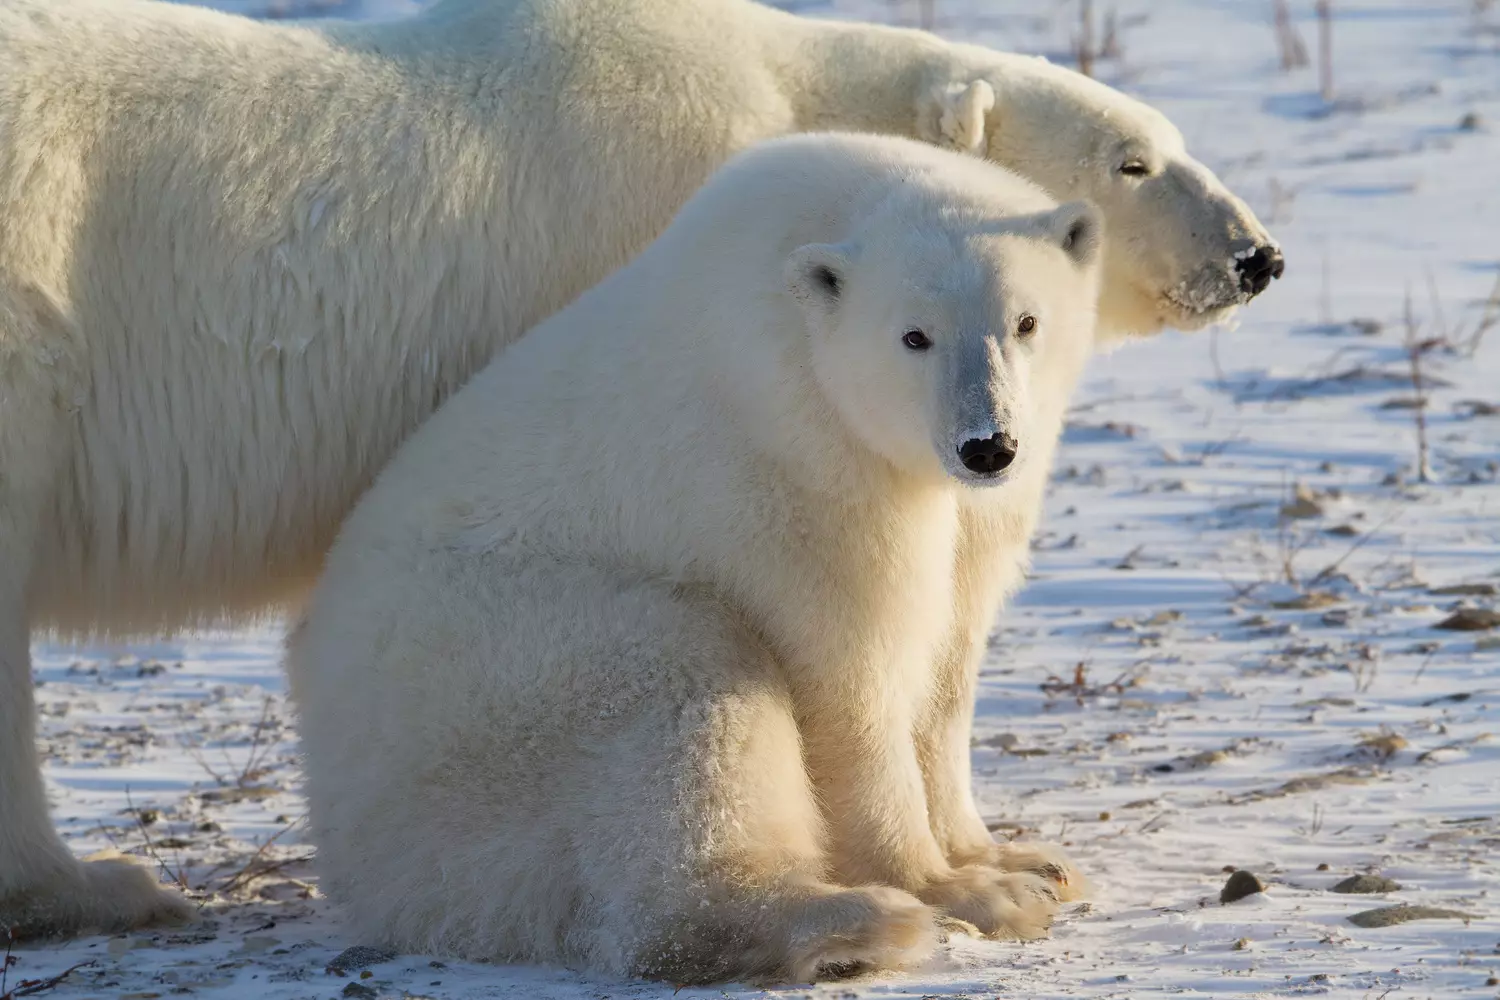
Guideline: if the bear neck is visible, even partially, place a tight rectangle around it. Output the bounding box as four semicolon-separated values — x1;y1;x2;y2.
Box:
758;8;960;138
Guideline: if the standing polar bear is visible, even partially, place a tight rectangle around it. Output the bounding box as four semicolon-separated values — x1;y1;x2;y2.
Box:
0;0;1282;937
286;133;1105;983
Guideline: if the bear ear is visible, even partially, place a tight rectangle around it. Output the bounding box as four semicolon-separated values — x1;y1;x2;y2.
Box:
929;79;997;156
785;243;851;312
1048;200;1103;269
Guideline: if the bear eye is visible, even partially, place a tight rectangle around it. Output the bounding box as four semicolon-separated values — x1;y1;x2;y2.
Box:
901;329;932;351
1017;314;1038;337
1118;159;1150;177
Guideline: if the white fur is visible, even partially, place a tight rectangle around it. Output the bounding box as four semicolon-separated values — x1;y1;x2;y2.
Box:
284;133;1103;983
0;0;1272;934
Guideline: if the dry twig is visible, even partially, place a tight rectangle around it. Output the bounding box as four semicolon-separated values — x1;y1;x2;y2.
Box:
124;786;190;891
1316;0;1334;100
1273;0;1309;70
0;960;96;1000
1076;0;1096;77
1403;288;1434;483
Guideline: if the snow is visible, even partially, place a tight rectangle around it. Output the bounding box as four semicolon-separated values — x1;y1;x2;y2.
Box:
11;1;1500;998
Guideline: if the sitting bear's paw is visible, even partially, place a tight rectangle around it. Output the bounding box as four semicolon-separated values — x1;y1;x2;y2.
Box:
917;866;1059;941
782;885;937;983
987;841;1090;902
1;853;195;941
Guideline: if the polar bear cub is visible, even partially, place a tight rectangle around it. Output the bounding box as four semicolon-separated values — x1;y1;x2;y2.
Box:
285;133;1103;984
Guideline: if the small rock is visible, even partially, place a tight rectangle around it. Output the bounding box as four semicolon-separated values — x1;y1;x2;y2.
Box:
1434;608;1500;631
1331;874;1402;894
1271;591;1341;610
1221;865;1237;874
1326;523;1360;537
1346;904;1476;928
341;984;379;999
1281;484;1325;519
1349;318;1383;335
1321;608;1352;627
1316;862;1331;871
1430;583;1499;597
1233;937;1252;950
1220;869;1266;903
1459;110;1483;131
1486;975;1499;986
327;946;397;976
1355;733;1407;760
136;808;160;826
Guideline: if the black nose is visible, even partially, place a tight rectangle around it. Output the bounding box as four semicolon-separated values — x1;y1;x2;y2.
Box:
957;433;1018;476
1235;244;1286;298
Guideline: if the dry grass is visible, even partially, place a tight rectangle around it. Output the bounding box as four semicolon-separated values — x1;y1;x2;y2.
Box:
1273;0;1309;71
1316;0;1334;100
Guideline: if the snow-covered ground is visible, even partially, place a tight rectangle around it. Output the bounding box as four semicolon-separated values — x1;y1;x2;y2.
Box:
11;1;1500;998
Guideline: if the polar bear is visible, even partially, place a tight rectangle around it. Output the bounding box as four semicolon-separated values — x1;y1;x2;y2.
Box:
282;133;1104;983
0;0;1281;937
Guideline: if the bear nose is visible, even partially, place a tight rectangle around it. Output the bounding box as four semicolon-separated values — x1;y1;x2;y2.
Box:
957;432;1018;476
1235;244;1285;298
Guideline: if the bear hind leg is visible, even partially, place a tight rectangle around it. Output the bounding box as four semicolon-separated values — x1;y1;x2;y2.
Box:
570;590;938;984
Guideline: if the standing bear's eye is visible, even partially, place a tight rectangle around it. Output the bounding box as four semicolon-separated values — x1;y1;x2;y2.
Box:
1017;314;1037;337
901;329;932;351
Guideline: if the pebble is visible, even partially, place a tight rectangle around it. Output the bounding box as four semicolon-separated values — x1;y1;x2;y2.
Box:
1331;874;1402;894
327;946;398;976
1434;608;1500;631
1346;904;1475;928
1220;869;1266;903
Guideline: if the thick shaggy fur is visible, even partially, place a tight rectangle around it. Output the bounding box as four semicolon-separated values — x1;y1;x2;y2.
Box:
0;0;1274;935
285;134;1102;983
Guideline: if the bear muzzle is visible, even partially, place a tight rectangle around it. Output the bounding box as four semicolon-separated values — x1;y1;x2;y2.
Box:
957;432;1018;477
1234;244;1285;298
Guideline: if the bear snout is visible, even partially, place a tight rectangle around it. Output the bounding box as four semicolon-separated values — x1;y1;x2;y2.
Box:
957;432;1018;476
1234;244;1285;298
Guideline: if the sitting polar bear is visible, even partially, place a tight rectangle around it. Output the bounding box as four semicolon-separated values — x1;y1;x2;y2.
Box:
284;133;1105;983
0;0;1281;937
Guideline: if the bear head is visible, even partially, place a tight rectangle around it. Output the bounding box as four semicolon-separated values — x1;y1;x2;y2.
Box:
922;54;1282;340
785;183;1103;489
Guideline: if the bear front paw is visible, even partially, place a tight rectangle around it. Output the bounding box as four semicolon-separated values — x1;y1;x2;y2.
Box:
987;840;1090;902
916;866;1059;941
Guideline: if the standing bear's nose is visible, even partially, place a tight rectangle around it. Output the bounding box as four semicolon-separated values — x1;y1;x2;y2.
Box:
1235;245;1286;297
958;432;1018;476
